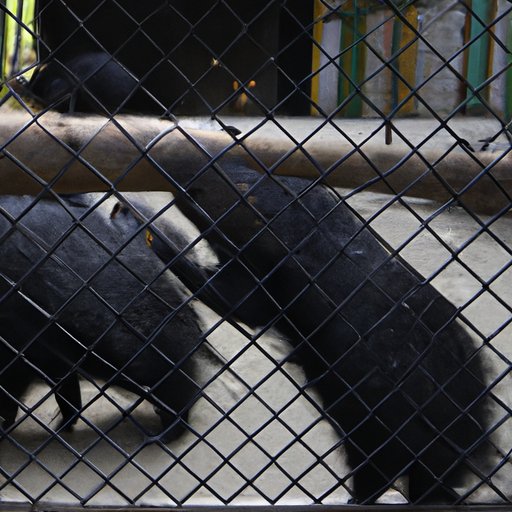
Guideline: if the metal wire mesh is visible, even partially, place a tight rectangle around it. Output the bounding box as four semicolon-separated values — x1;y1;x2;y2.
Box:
0;0;512;508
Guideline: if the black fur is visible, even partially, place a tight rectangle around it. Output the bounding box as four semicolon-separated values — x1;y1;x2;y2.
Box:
28;51;156;114
134;167;493;504
0;277;81;431
0;194;202;441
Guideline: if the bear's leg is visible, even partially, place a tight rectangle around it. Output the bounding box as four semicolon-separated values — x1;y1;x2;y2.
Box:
54;373;82;431
408;462;459;504
345;440;394;505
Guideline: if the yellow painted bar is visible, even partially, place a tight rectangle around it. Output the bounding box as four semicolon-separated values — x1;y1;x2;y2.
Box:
310;0;326;115
397;5;418;115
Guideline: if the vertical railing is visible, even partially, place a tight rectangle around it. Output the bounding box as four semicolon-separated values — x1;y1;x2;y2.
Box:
338;1;366;117
311;0;367;117
1;0;36;80
390;4;418;115
311;0;509;118
0;0;6;97
465;0;494;114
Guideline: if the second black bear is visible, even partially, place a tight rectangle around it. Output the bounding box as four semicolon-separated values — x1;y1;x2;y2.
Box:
0;194;203;441
130;166;494;504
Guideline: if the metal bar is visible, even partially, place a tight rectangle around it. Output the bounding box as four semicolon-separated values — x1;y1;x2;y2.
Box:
465;0;493;113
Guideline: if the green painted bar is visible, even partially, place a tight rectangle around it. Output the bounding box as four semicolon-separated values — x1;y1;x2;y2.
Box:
338;1;365;117
465;0;492;113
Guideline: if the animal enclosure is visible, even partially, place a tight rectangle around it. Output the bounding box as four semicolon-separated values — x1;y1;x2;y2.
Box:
0;0;512;509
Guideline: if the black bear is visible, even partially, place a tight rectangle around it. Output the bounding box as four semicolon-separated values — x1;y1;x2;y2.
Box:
28;52;158;114
128;166;494;504
0;275;82;431
0;194;203;441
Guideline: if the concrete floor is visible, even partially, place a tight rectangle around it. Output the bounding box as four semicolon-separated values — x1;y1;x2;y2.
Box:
0;115;511;506
183;114;511;153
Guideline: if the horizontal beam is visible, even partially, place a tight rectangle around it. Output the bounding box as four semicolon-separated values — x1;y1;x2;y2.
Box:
0;112;510;215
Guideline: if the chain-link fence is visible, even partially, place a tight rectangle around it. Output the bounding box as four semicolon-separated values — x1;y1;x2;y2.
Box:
0;0;512;508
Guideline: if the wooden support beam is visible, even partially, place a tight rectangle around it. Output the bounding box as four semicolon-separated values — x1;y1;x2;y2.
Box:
0;112;510;215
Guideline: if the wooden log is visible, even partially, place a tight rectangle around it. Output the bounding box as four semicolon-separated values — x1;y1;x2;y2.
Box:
0;111;510;214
